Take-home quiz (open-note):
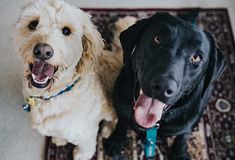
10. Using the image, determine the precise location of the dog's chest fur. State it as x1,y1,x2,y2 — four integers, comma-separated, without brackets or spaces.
29,75,108,142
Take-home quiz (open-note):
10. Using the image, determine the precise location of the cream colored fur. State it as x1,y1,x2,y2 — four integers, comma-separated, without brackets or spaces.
14,0,137,159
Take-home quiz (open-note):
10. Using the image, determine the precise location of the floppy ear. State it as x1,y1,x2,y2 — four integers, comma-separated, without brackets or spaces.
77,11,104,72
202,31,227,95
120,18,149,65
82,12,104,58
120,12,172,65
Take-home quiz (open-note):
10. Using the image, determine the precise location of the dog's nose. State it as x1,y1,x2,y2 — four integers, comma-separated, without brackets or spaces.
33,43,54,60
151,76,178,98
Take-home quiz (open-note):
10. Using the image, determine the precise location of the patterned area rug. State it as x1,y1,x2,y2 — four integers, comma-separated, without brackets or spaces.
45,9,235,160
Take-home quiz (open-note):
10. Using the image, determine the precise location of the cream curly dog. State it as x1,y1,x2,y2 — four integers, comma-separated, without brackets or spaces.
14,0,136,159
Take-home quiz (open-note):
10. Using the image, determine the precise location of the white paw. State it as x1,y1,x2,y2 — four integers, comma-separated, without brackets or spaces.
52,137,67,146
73,147,95,160
101,120,117,139
101,125,113,139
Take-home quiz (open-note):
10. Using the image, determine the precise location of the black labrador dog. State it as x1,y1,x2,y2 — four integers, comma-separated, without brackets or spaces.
104,13,226,159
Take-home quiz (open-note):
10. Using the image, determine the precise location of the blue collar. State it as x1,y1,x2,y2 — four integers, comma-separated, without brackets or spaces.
33,77,81,100
22,77,81,112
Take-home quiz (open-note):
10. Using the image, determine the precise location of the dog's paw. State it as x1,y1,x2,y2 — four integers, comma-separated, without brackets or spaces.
101,125,113,139
101,120,117,139
103,138,123,156
51,137,67,146
73,147,94,160
169,151,191,160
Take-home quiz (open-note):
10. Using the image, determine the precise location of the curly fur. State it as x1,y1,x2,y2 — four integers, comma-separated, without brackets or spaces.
13,0,134,159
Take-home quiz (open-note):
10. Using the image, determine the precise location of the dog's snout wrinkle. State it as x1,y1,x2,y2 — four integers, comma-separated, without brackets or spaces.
33,43,54,60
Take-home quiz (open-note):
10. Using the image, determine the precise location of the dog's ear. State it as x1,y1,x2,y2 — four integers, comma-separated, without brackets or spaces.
202,31,227,95
77,11,104,72
120,18,148,65
82,12,104,57
120,12,171,65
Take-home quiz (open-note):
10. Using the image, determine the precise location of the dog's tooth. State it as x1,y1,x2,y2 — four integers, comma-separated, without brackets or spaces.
44,76,49,82
32,74,36,80
32,74,49,84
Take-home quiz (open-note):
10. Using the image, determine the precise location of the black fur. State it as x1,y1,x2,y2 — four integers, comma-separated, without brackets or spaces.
104,13,226,160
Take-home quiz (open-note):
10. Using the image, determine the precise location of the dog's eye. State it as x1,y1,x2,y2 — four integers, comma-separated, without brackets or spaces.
190,54,202,63
62,27,71,36
154,36,161,45
28,20,39,31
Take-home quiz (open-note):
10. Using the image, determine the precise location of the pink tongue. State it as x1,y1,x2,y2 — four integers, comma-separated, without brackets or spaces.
43,63,55,78
32,60,54,80
134,93,165,128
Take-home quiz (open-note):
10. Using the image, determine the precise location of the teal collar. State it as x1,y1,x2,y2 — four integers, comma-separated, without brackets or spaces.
33,77,81,100
144,123,160,158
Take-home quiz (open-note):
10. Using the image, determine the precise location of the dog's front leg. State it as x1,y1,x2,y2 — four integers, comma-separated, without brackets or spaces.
103,118,128,156
169,133,191,160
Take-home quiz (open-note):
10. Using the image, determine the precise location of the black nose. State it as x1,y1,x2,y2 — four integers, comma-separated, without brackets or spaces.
33,43,54,60
151,76,178,98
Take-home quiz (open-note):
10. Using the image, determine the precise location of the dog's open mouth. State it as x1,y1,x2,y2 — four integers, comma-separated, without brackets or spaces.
134,90,168,129
29,59,58,88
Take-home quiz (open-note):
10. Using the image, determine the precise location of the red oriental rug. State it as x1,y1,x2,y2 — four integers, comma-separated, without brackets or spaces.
45,8,235,160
